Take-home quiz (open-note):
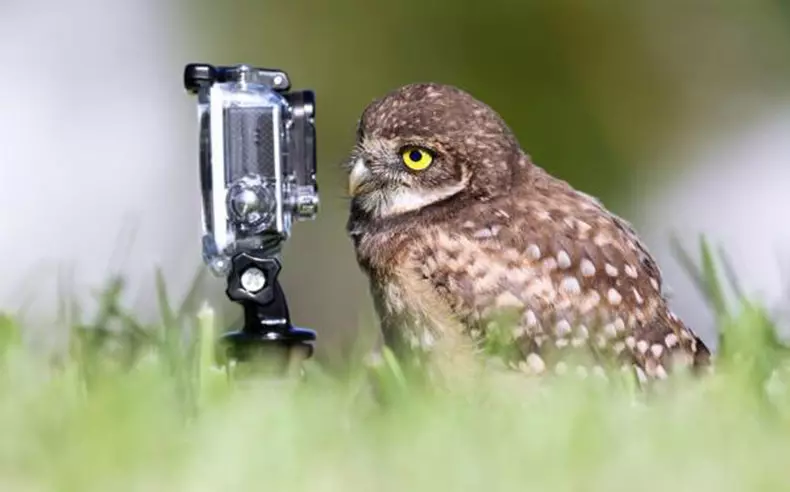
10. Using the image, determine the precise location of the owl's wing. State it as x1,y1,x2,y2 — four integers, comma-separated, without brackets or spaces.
416,189,710,380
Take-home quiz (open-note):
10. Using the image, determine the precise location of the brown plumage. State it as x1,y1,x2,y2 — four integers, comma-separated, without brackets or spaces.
344,82,710,383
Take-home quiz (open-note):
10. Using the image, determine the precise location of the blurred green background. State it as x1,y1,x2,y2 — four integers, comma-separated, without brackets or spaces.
182,0,790,364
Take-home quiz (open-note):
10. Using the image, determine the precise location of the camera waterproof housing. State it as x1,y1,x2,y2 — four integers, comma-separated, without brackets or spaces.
184,63,318,276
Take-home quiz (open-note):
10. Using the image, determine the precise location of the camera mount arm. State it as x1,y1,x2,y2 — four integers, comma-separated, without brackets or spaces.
219,250,317,376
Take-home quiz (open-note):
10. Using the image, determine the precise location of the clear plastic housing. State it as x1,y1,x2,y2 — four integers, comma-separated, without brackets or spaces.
197,80,290,276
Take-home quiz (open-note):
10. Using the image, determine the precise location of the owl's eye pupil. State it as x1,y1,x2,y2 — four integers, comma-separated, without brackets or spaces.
409,150,422,162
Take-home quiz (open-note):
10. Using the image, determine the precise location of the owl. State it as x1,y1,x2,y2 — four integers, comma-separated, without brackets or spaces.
344,82,711,384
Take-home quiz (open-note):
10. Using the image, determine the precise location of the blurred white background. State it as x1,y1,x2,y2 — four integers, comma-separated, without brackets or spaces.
635,106,790,348
0,0,213,349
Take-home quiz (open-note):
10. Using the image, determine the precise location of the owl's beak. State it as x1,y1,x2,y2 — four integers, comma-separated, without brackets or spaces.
348,157,371,197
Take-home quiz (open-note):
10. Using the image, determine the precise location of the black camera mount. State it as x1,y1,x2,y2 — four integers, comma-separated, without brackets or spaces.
219,249,317,377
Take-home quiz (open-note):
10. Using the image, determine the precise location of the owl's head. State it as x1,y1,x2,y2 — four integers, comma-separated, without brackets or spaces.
344,83,528,220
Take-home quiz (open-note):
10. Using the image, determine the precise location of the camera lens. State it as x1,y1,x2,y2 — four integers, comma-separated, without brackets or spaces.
227,178,276,231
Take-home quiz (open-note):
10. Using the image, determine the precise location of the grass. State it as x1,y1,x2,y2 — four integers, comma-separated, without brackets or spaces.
1,238,790,492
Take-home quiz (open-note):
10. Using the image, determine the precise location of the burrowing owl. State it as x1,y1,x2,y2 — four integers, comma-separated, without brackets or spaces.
344,82,710,383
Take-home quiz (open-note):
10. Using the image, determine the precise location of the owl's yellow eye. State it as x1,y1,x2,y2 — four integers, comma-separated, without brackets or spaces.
401,147,434,171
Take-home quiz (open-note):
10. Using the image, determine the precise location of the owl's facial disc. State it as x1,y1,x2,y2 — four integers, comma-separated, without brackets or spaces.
347,82,527,221
347,138,469,219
